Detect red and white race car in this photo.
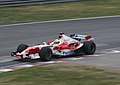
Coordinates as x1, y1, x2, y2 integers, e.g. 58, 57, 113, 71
11, 33, 96, 61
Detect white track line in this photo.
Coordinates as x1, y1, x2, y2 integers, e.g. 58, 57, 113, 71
66, 57, 85, 60
102, 50, 120, 54
0, 15, 120, 27
16, 64, 34, 68
0, 69, 13, 72
43, 61, 56, 64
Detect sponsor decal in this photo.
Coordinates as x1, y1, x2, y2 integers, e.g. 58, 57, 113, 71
62, 51, 74, 55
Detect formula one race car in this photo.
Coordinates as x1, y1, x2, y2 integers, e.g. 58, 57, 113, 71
11, 33, 96, 61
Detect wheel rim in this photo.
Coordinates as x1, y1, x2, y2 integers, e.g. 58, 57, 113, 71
46, 50, 52, 60
90, 44, 95, 53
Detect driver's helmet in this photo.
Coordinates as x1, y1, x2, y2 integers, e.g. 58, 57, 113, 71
54, 39, 60, 44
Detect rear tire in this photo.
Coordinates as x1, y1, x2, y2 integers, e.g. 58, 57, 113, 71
39, 47, 53, 61
82, 41, 96, 55
17, 44, 29, 53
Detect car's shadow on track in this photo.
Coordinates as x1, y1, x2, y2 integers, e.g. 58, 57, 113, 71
14, 54, 85, 63
13, 51, 102, 63
0, 53, 100, 68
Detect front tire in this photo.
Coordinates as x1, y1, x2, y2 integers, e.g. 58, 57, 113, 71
39, 47, 53, 61
17, 44, 29, 53
82, 41, 96, 55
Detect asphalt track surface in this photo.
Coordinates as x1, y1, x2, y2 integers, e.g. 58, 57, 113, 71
0, 16, 120, 70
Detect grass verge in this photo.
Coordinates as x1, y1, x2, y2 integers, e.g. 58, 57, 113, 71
0, 63, 120, 85
0, 0, 120, 24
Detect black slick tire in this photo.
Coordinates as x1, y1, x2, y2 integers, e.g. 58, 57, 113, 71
39, 47, 53, 61
82, 41, 96, 55
17, 44, 29, 53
